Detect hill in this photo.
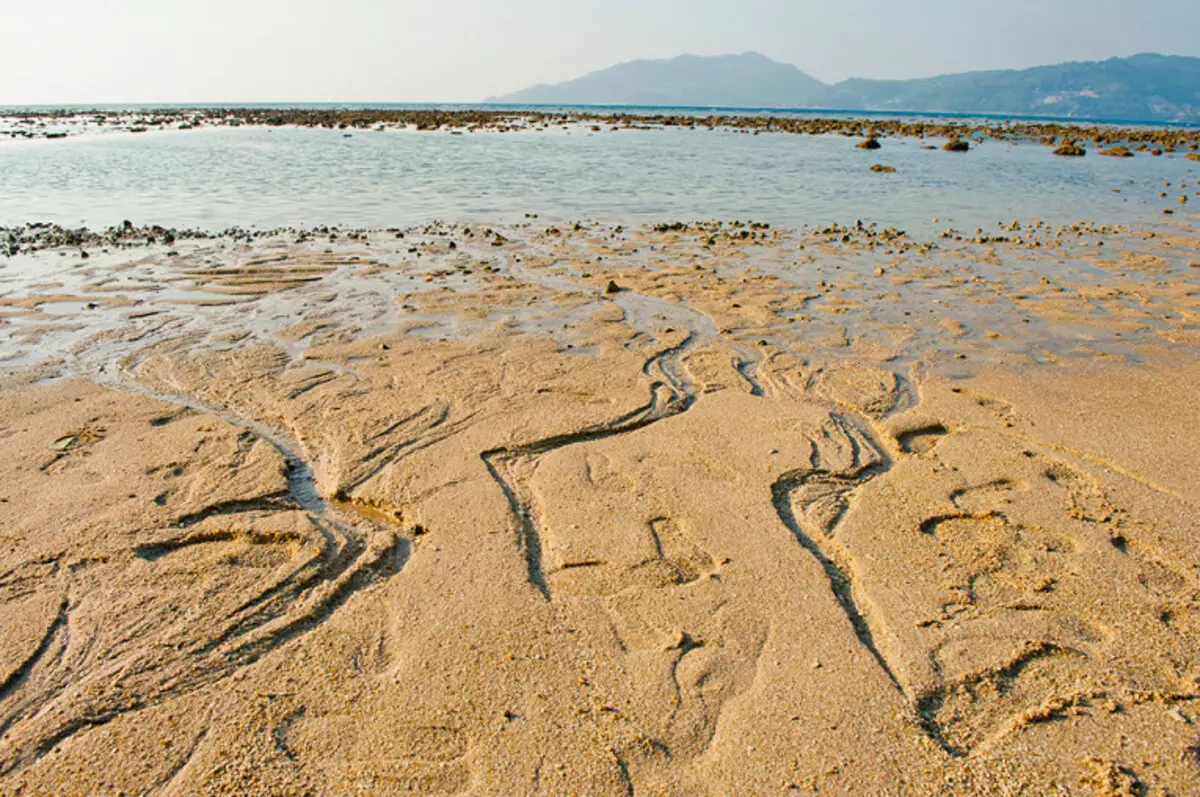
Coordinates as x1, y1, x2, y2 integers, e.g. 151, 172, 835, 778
491, 52, 1200, 122
494, 52, 823, 109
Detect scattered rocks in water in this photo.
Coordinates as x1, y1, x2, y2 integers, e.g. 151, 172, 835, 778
5, 108, 1200, 155
870, 164, 896, 173
1099, 146, 1134, 157
0, 221, 208, 256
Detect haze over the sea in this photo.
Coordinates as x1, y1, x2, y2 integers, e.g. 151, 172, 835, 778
2, 0, 1199, 104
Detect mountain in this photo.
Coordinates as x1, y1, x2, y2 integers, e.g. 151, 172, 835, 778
494, 52, 824, 109
820, 54, 1200, 121
490, 52, 1200, 122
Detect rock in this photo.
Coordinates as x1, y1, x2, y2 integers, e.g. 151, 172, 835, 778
1099, 146, 1134, 157
605, 280, 622, 294
1188, 153, 1200, 162
1053, 143, 1086, 157
870, 164, 896, 173
943, 139, 970, 152
857, 138, 882, 150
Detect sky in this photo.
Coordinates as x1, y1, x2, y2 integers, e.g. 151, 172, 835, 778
2, 0, 1199, 104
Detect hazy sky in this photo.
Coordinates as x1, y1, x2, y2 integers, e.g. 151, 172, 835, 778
3, 0, 1199, 104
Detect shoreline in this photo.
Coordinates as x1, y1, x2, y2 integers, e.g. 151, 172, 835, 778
3, 216, 1197, 379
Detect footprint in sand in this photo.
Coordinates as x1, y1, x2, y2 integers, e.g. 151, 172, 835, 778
833, 426, 1198, 756
283, 715, 472, 794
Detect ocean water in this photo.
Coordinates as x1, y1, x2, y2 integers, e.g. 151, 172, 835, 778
0, 122, 1196, 235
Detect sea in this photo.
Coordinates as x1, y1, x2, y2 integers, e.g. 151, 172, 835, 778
1, 105, 1197, 236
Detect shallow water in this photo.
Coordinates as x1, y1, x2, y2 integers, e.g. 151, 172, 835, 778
1, 124, 1196, 235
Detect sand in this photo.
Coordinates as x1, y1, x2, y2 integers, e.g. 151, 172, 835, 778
0, 217, 1198, 795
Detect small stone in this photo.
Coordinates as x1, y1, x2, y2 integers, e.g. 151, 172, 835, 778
604, 280, 622, 294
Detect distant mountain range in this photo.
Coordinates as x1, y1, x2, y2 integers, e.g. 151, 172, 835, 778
490, 52, 1200, 123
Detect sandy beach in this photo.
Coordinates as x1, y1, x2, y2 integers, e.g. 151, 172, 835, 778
0, 210, 1197, 794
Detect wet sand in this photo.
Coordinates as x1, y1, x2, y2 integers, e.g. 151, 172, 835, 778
1, 216, 1199, 794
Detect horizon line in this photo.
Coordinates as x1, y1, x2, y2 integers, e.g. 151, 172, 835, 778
2, 102, 1199, 129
